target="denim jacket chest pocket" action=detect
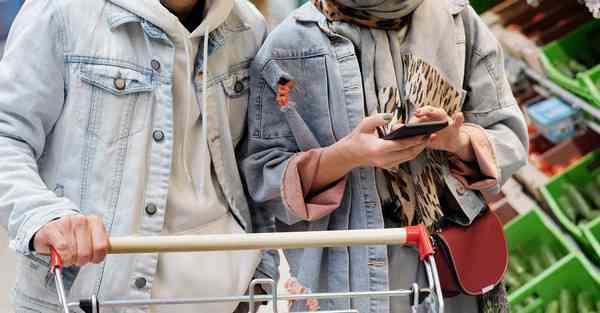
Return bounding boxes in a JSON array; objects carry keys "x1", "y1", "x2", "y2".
[
  {"x1": 220, "y1": 68, "x2": 250, "y2": 145},
  {"x1": 75, "y1": 63, "x2": 154, "y2": 145},
  {"x1": 253, "y1": 49, "x2": 335, "y2": 145}
]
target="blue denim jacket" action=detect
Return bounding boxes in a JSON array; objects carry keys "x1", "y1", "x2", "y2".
[
  {"x1": 0, "y1": 0, "x2": 266, "y2": 311},
  {"x1": 241, "y1": 1, "x2": 528, "y2": 312}
]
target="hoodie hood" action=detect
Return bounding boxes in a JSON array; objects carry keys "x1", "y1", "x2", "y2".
[
  {"x1": 190, "y1": 0, "x2": 234, "y2": 36},
  {"x1": 109, "y1": 0, "x2": 234, "y2": 37}
]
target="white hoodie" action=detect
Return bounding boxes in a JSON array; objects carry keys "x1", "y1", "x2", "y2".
[{"x1": 116, "y1": 1, "x2": 260, "y2": 312}]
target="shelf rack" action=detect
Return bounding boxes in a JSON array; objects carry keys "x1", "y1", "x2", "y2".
[{"x1": 511, "y1": 58, "x2": 600, "y2": 134}]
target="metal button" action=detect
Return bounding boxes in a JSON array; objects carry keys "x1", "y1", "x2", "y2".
[
  {"x1": 456, "y1": 185, "x2": 466, "y2": 195},
  {"x1": 234, "y1": 80, "x2": 244, "y2": 93},
  {"x1": 151, "y1": 59, "x2": 161, "y2": 71},
  {"x1": 152, "y1": 130, "x2": 165, "y2": 142},
  {"x1": 145, "y1": 203, "x2": 157, "y2": 216},
  {"x1": 134, "y1": 277, "x2": 147, "y2": 289},
  {"x1": 113, "y1": 78, "x2": 126, "y2": 91}
]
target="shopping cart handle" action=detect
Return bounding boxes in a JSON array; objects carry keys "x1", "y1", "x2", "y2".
[
  {"x1": 50, "y1": 247, "x2": 71, "y2": 313},
  {"x1": 406, "y1": 225, "x2": 434, "y2": 260},
  {"x1": 50, "y1": 246, "x2": 63, "y2": 272}
]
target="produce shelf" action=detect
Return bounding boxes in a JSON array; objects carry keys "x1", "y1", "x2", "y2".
[
  {"x1": 503, "y1": 209, "x2": 577, "y2": 295},
  {"x1": 540, "y1": 150, "x2": 600, "y2": 263},
  {"x1": 509, "y1": 255, "x2": 600, "y2": 312}
]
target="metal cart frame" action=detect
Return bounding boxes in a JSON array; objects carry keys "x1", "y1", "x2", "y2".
[{"x1": 49, "y1": 224, "x2": 444, "y2": 313}]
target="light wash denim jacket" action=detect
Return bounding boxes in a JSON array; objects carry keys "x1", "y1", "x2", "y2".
[
  {"x1": 241, "y1": 1, "x2": 528, "y2": 312},
  {"x1": 0, "y1": 0, "x2": 266, "y2": 311}
]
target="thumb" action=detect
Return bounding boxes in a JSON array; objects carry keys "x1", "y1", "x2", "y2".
[
  {"x1": 452, "y1": 112, "x2": 464, "y2": 128},
  {"x1": 358, "y1": 113, "x2": 393, "y2": 133}
]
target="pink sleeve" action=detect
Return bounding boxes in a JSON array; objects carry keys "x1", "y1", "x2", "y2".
[
  {"x1": 281, "y1": 149, "x2": 348, "y2": 221},
  {"x1": 449, "y1": 123, "x2": 500, "y2": 191}
]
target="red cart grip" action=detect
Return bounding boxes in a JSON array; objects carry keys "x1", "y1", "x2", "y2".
[
  {"x1": 50, "y1": 246, "x2": 63, "y2": 272},
  {"x1": 406, "y1": 224, "x2": 434, "y2": 260}
]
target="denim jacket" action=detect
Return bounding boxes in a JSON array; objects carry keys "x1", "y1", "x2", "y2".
[
  {"x1": 241, "y1": 1, "x2": 528, "y2": 312},
  {"x1": 0, "y1": 0, "x2": 266, "y2": 311}
]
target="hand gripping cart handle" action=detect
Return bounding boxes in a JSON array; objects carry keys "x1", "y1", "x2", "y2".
[{"x1": 49, "y1": 224, "x2": 444, "y2": 313}]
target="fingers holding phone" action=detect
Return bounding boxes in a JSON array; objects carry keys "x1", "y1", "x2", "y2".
[
  {"x1": 339, "y1": 114, "x2": 429, "y2": 169},
  {"x1": 373, "y1": 136, "x2": 429, "y2": 169},
  {"x1": 413, "y1": 106, "x2": 465, "y2": 153}
]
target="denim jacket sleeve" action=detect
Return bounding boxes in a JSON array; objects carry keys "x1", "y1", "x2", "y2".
[
  {"x1": 0, "y1": 0, "x2": 79, "y2": 255},
  {"x1": 460, "y1": 6, "x2": 528, "y2": 194},
  {"x1": 239, "y1": 60, "x2": 306, "y2": 227}
]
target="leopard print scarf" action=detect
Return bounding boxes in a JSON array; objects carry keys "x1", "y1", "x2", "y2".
[
  {"x1": 315, "y1": 0, "x2": 453, "y2": 228},
  {"x1": 312, "y1": 0, "x2": 423, "y2": 30},
  {"x1": 382, "y1": 55, "x2": 464, "y2": 227}
]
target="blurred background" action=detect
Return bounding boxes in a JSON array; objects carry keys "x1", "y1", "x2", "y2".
[{"x1": 2, "y1": 0, "x2": 600, "y2": 312}]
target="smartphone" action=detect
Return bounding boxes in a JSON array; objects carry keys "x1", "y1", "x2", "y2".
[{"x1": 382, "y1": 120, "x2": 449, "y2": 140}]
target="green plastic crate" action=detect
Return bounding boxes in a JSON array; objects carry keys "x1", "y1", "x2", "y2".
[
  {"x1": 540, "y1": 21, "x2": 600, "y2": 100},
  {"x1": 579, "y1": 64, "x2": 600, "y2": 108},
  {"x1": 509, "y1": 255, "x2": 600, "y2": 312},
  {"x1": 470, "y1": 0, "x2": 499, "y2": 13},
  {"x1": 503, "y1": 209, "x2": 576, "y2": 295},
  {"x1": 583, "y1": 218, "x2": 600, "y2": 265},
  {"x1": 540, "y1": 150, "x2": 600, "y2": 258}
]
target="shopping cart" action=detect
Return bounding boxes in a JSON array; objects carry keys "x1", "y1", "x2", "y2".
[{"x1": 48, "y1": 224, "x2": 444, "y2": 313}]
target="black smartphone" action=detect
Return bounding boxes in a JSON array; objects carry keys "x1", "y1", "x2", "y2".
[{"x1": 382, "y1": 120, "x2": 449, "y2": 140}]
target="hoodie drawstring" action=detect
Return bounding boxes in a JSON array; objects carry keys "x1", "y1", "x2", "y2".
[
  {"x1": 199, "y1": 29, "x2": 210, "y2": 189},
  {"x1": 181, "y1": 28, "x2": 210, "y2": 193},
  {"x1": 180, "y1": 34, "x2": 195, "y2": 191}
]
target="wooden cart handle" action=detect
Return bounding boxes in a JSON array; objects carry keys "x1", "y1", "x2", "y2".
[{"x1": 107, "y1": 228, "x2": 411, "y2": 254}]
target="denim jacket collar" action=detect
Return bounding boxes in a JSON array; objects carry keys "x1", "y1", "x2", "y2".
[
  {"x1": 105, "y1": 2, "x2": 236, "y2": 54},
  {"x1": 293, "y1": 3, "x2": 329, "y2": 29}
]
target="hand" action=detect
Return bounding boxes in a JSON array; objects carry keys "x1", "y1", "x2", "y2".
[
  {"x1": 413, "y1": 106, "x2": 469, "y2": 153},
  {"x1": 33, "y1": 214, "x2": 109, "y2": 267},
  {"x1": 336, "y1": 113, "x2": 429, "y2": 169}
]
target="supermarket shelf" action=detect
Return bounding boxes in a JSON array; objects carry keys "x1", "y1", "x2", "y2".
[
  {"x1": 586, "y1": 120, "x2": 600, "y2": 134},
  {"x1": 509, "y1": 57, "x2": 600, "y2": 135},
  {"x1": 521, "y1": 66, "x2": 600, "y2": 121}
]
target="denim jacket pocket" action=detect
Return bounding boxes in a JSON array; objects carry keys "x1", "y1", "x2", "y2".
[
  {"x1": 76, "y1": 63, "x2": 154, "y2": 145},
  {"x1": 257, "y1": 52, "x2": 333, "y2": 143},
  {"x1": 14, "y1": 254, "x2": 79, "y2": 310},
  {"x1": 221, "y1": 68, "x2": 250, "y2": 144}
]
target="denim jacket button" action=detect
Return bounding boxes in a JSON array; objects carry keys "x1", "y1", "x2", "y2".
[
  {"x1": 113, "y1": 78, "x2": 126, "y2": 91},
  {"x1": 456, "y1": 184, "x2": 466, "y2": 195},
  {"x1": 145, "y1": 203, "x2": 158, "y2": 215},
  {"x1": 234, "y1": 80, "x2": 244, "y2": 93},
  {"x1": 134, "y1": 277, "x2": 147, "y2": 289},
  {"x1": 152, "y1": 130, "x2": 165, "y2": 142},
  {"x1": 151, "y1": 59, "x2": 161, "y2": 71}
]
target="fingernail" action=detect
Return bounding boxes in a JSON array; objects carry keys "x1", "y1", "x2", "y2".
[{"x1": 383, "y1": 113, "x2": 393, "y2": 122}]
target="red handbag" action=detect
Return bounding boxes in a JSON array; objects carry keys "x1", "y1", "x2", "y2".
[{"x1": 432, "y1": 210, "x2": 508, "y2": 297}]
